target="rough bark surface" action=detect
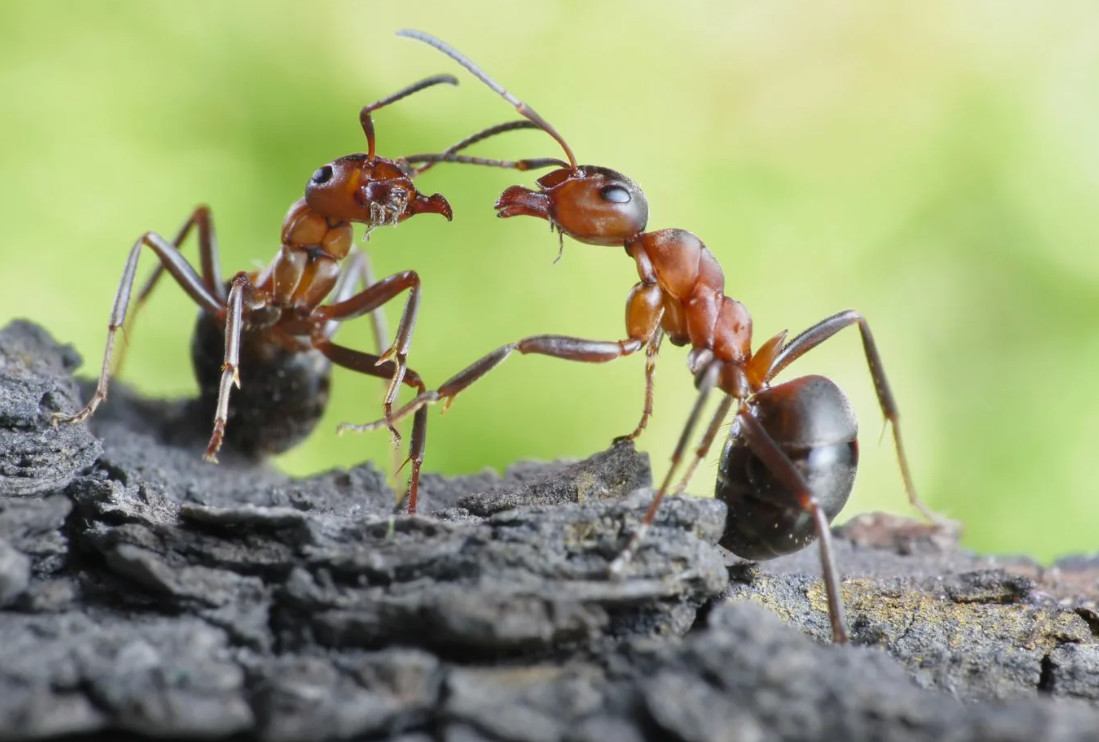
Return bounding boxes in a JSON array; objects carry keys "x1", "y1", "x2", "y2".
[{"x1": 1, "y1": 319, "x2": 1097, "y2": 742}]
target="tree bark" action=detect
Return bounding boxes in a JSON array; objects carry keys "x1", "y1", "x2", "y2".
[{"x1": 0, "y1": 319, "x2": 1096, "y2": 742}]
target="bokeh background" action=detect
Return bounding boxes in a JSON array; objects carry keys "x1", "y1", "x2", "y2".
[{"x1": 2, "y1": 2, "x2": 1097, "y2": 562}]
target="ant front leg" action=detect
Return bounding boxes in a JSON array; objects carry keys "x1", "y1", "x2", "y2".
[
  {"x1": 337, "y1": 282, "x2": 665, "y2": 434},
  {"x1": 325, "y1": 248, "x2": 411, "y2": 480},
  {"x1": 614, "y1": 327, "x2": 664, "y2": 445},
  {"x1": 312, "y1": 338, "x2": 429, "y2": 514},
  {"x1": 766, "y1": 310, "x2": 955, "y2": 530},
  {"x1": 609, "y1": 360, "x2": 726, "y2": 575},
  {"x1": 64, "y1": 230, "x2": 224, "y2": 425},
  {"x1": 339, "y1": 334, "x2": 646, "y2": 433},
  {"x1": 317, "y1": 270, "x2": 423, "y2": 441}
]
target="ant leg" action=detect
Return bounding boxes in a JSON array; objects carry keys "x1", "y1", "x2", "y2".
[
  {"x1": 614, "y1": 328, "x2": 665, "y2": 444},
  {"x1": 401, "y1": 406, "x2": 429, "y2": 514},
  {"x1": 608, "y1": 362, "x2": 724, "y2": 576},
  {"x1": 735, "y1": 404, "x2": 849, "y2": 644},
  {"x1": 360, "y1": 74, "x2": 457, "y2": 160},
  {"x1": 131, "y1": 207, "x2": 224, "y2": 304},
  {"x1": 324, "y1": 248, "x2": 389, "y2": 354},
  {"x1": 338, "y1": 282, "x2": 664, "y2": 433},
  {"x1": 317, "y1": 271, "x2": 421, "y2": 439},
  {"x1": 313, "y1": 338, "x2": 429, "y2": 513},
  {"x1": 64, "y1": 231, "x2": 224, "y2": 425},
  {"x1": 115, "y1": 207, "x2": 225, "y2": 375},
  {"x1": 672, "y1": 393, "x2": 736, "y2": 497},
  {"x1": 203, "y1": 273, "x2": 250, "y2": 462},
  {"x1": 324, "y1": 249, "x2": 366, "y2": 336},
  {"x1": 338, "y1": 334, "x2": 644, "y2": 433},
  {"x1": 358, "y1": 253, "x2": 389, "y2": 356},
  {"x1": 327, "y1": 249, "x2": 404, "y2": 478},
  {"x1": 766, "y1": 310, "x2": 955, "y2": 530}
]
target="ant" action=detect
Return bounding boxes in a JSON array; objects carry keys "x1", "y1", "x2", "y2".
[
  {"x1": 339, "y1": 30, "x2": 958, "y2": 644},
  {"x1": 63, "y1": 72, "x2": 538, "y2": 513}
]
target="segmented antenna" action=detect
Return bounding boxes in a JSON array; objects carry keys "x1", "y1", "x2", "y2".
[
  {"x1": 402, "y1": 120, "x2": 565, "y2": 174},
  {"x1": 360, "y1": 73, "x2": 458, "y2": 160},
  {"x1": 437, "y1": 120, "x2": 541, "y2": 154},
  {"x1": 396, "y1": 29, "x2": 578, "y2": 170},
  {"x1": 406, "y1": 153, "x2": 567, "y2": 173}
]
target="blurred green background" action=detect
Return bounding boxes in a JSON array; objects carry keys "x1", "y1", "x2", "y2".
[{"x1": 2, "y1": 2, "x2": 1097, "y2": 562}]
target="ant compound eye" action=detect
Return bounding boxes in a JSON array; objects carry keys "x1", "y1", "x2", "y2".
[
  {"x1": 601, "y1": 185, "x2": 632, "y2": 204},
  {"x1": 311, "y1": 165, "x2": 334, "y2": 185}
]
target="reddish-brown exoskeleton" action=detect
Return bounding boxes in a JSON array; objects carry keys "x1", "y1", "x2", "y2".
[
  {"x1": 63, "y1": 74, "x2": 526, "y2": 512},
  {"x1": 339, "y1": 31, "x2": 959, "y2": 643}
]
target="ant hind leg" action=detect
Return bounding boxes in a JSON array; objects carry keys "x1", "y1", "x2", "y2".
[{"x1": 63, "y1": 229, "x2": 223, "y2": 426}]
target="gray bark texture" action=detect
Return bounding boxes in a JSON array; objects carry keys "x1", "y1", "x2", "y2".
[{"x1": 0, "y1": 318, "x2": 1097, "y2": 742}]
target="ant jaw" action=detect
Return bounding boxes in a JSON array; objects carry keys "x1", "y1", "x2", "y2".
[
  {"x1": 353, "y1": 181, "x2": 452, "y2": 225},
  {"x1": 494, "y1": 185, "x2": 551, "y2": 221},
  {"x1": 407, "y1": 192, "x2": 453, "y2": 221}
]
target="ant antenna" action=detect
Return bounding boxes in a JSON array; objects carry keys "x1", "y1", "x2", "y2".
[
  {"x1": 405, "y1": 120, "x2": 566, "y2": 175},
  {"x1": 406, "y1": 152, "x2": 567, "y2": 173},
  {"x1": 397, "y1": 29, "x2": 579, "y2": 170},
  {"x1": 360, "y1": 73, "x2": 458, "y2": 161}
]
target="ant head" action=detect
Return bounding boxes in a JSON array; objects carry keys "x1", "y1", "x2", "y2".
[
  {"x1": 397, "y1": 31, "x2": 648, "y2": 246},
  {"x1": 304, "y1": 154, "x2": 452, "y2": 226},
  {"x1": 496, "y1": 165, "x2": 648, "y2": 246}
]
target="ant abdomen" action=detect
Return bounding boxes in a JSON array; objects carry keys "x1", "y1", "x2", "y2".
[
  {"x1": 191, "y1": 310, "x2": 331, "y2": 457},
  {"x1": 717, "y1": 375, "x2": 858, "y2": 560}
]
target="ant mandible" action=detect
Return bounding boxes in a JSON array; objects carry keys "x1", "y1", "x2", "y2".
[
  {"x1": 340, "y1": 31, "x2": 960, "y2": 644},
  {"x1": 63, "y1": 73, "x2": 536, "y2": 512}
]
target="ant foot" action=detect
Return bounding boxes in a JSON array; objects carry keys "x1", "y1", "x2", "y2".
[
  {"x1": 611, "y1": 417, "x2": 649, "y2": 447},
  {"x1": 913, "y1": 502, "x2": 964, "y2": 539},
  {"x1": 54, "y1": 399, "x2": 101, "y2": 428},
  {"x1": 203, "y1": 422, "x2": 224, "y2": 463},
  {"x1": 840, "y1": 512, "x2": 961, "y2": 553},
  {"x1": 375, "y1": 347, "x2": 408, "y2": 398},
  {"x1": 607, "y1": 523, "x2": 650, "y2": 578},
  {"x1": 383, "y1": 403, "x2": 403, "y2": 446},
  {"x1": 928, "y1": 513, "x2": 964, "y2": 539},
  {"x1": 337, "y1": 419, "x2": 382, "y2": 435}
]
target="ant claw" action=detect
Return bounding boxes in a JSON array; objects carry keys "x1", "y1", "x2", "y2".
[
  {"x1": 382, "y1": 400, "x2": 403, "y2": 445},
  {"x1": 204, "y1": 424, "x2": 225, "y2": 463},
  {"x1": 608, "y1": 522, "x2": 649, "y2": 579},
  {"x1": 57, "y1": 400, "x2": 98, "y2": 428},
  {"x1": 927, "y1": 513, "x2": 964, "y2": 538},
  {"x1": 606, "y1": 551, "x2": 631, "y2": 580}
]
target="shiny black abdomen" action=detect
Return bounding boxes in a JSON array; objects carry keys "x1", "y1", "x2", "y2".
[
  {"x1": 191, "y1": 311, "x2": 331, "y2": 456},
  {"x1": 716, "y1": 375, "x2": 858, "y2": 561}
]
